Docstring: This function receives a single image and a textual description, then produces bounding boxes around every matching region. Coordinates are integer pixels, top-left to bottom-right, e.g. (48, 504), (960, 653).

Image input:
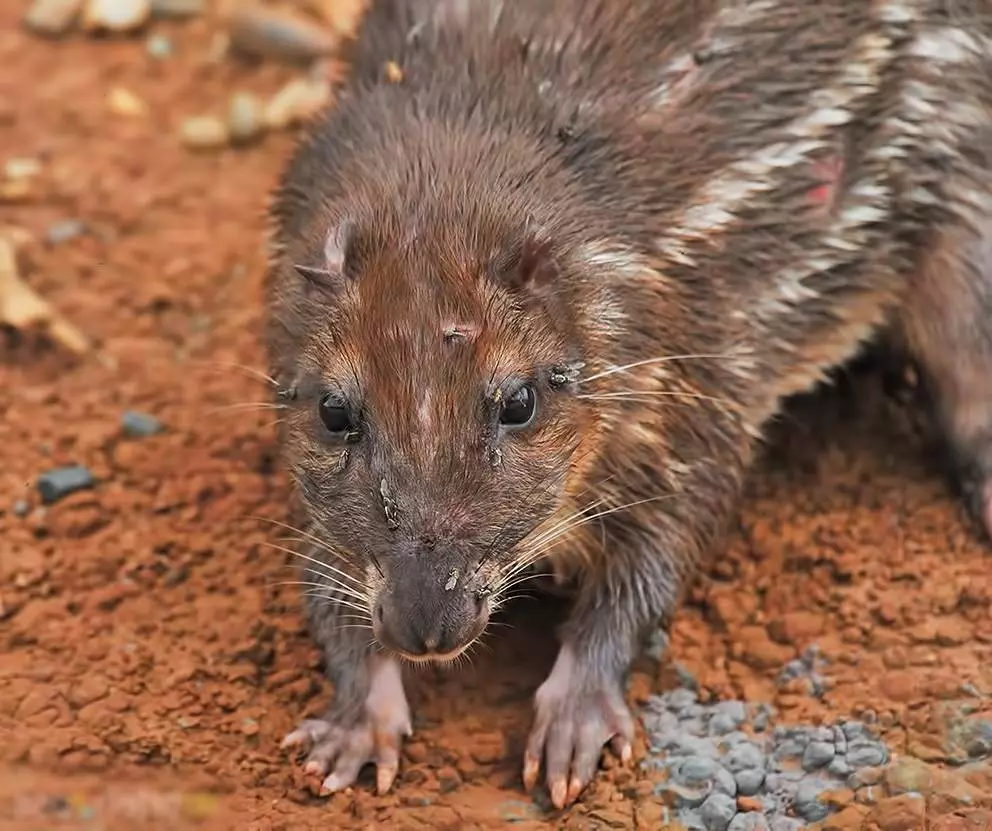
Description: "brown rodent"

(266, 0), (992, 809)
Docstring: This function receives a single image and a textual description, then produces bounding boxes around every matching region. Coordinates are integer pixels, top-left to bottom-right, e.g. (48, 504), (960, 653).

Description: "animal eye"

(499, 384), (537, 428)
(319, 394), (353, 434)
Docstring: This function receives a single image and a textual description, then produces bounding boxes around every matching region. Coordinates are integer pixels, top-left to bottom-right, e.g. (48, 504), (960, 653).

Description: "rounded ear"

(490, 221), (560, 292)
(294, 220), (356, 291)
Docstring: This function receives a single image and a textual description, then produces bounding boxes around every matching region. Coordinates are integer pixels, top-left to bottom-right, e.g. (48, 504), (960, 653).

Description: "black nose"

(374, 590), (488, 658)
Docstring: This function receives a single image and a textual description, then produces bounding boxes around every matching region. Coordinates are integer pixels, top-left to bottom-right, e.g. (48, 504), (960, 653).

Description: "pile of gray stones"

(639, 682), (890, 830)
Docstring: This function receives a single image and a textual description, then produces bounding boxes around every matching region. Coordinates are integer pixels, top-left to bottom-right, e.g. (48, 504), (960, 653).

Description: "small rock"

(674, 662), (699, 690)
(965, 720), (992, 758)
(841, 721), (866, 741)
(802, 741), (836, 771)
(868, 793), (925, 831)
(45, 219), (86, 245)
(740, 625), (795, 670)
(666, 688), (699, 713)
(850, 765), (884, 787)
(820, 805), (870, 831)
(145, 32), (172, 58)
(227, 92), (266, 145)
(150, 0), (201, 17)
(121, 410), (162, 437)
(83, 0), (151, 32)
(699, 793), (736, 831)
(709, 701), (747, 735)
(107, 86), (148, 117)
(24, 0), (83, 36)
(675, 757), (720, 787)
(437, 766), (460, 794)
(728, 815), (771, 831)
(5, 158), (42, 180)
(827, 757), (851, 776)
(883, 757), (934, 795)
(37, 465), (95, 504)
(736, 796), (762, 812)
(12, 499), (31, 517)
(768, 819), (804, 831)
(847, 744), (886, 768)
(228, 4), (338, 63)
(794, 780), (830, 823)
(263, 77), (331, 130)
(734, 769), (765, 797)
(180, 116), (229, 150)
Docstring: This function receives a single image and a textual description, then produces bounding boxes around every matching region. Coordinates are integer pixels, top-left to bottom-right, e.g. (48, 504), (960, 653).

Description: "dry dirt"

(1, 3), (991, 830)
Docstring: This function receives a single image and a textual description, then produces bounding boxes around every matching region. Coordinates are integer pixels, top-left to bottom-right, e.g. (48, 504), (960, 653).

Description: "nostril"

(375, 602), (384, 624)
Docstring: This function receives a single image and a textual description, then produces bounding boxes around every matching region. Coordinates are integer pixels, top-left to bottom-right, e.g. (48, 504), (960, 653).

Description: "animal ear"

(491, 222), (560, 292)
(293, 220), (356, 291)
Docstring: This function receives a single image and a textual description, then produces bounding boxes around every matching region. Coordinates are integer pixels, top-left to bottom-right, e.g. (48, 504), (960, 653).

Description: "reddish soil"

(1, 3), (990, 830)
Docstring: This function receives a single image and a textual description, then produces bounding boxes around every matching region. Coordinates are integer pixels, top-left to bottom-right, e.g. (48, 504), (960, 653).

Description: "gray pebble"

(146, 33), (172, 58)
(966, 720), (992, 758)
(676, 757), (720, 786)
(227, 91), (265, 145)
(725, 743), (765, 773)
(676, 810), (708, 831)
(644, 708), (680, 739)
(794, 781), (830, 823)
(811, 726), (834, 743)
(700, 792), (737, 831)
(735, 768), (765, 796)
(841, 721), (866, 741)
(728, 815), (771, 831)
(713, 766), (737, 797)
(674, 662), (699, 690)
(667, 688), (698, 712)
(12, 499), (30, 517)
(802, 741), (836, 770)
(721, 731), (751, 748)
(847, 744), (886, 768)
(827, 757), (851, 776)
(45, 219), (85, 245)
(37, 465), (95, 504)
(753, 705), (773, 732)
(773, 739), (807, 760)
(661, 782), (709, 809)
(121, 410), (162, 437)
(710, 713), (739, 735)
(769, 819), (804, 831)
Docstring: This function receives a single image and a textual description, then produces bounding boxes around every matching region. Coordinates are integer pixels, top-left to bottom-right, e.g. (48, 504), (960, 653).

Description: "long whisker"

(578, 352), (746, 385)
(302, 591), (375, 617)
(579, 390), (735, 406)
(260, 542), (368, 594)
(206, 402), (288, 416)
(252, 516), (354, 565)
(186, 358), (278, 387)
(272, 580), (372, 603)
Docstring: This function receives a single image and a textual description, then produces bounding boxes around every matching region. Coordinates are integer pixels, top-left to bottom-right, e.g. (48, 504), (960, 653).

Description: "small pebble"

(263, 77), (331, 130)
(24, 0), (83, 35)
(735, 769), (765, 796)
(676, 757), (720, 787)
(180, 116), (229, 150)
(846, 745), (886, 768)
(827, 757), (851, 776)
(37, 465), (95, 504)
(150, 0), (202, 17)
(966, 720), (992, 758)
(145, 33), (172, 58)
(45, 219), (86, 245)
(729, 815), (771, 831)
(768, 819), (803, 831)
(107, 86), (148, 117)
(674, 663), (699, 690)
(83, 0), (151, 32)
(121, 410), (162, 438)
(12, 499), (31, 517)
(700, 792), (737, 831)
(667, 689), (698, 712)
(794, 781), (830, 823)
(227, 92), (266, 145)
(5, 158), (42, 181)
(228, 4), (338, 63)
(802, 741), (836, 771)
(725, 743), (765, 773)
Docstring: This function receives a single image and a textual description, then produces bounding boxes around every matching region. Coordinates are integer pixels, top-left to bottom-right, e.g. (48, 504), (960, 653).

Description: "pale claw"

(522, 645), (634, 810)
(283, 655), (412, 795)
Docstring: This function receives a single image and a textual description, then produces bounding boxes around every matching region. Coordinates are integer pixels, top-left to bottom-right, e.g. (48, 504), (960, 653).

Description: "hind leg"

(900, 226), (992, 539)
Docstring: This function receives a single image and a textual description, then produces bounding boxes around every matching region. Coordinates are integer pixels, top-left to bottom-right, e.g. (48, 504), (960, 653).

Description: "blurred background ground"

(1, 2), (990, 829)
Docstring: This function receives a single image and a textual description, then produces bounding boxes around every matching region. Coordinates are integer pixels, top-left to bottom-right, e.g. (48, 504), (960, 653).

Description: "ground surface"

(1, 3), (991, 830)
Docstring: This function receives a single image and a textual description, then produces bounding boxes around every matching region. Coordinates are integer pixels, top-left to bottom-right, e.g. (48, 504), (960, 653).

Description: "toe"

(304, 732), (345, 776)
(568, 721), (609, 803)
(374, 729), (403, 795)
(545, 719), (576, 810)
(523, 715), (551, 791)
(282, 718), (333, 752)
(321, 736), (373, 794)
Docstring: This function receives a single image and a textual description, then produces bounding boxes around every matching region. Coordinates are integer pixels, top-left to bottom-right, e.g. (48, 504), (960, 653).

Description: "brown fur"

(266, 0), (992, 806)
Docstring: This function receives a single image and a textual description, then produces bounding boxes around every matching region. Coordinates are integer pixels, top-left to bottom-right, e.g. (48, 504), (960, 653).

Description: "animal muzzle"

(372, 556), (490, 660)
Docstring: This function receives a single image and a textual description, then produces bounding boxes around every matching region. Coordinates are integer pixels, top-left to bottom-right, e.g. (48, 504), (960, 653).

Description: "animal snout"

(373, 583), (489, 660)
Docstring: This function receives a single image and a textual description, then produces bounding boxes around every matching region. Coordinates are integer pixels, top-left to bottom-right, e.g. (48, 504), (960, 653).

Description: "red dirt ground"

(1, 3), (991, 830)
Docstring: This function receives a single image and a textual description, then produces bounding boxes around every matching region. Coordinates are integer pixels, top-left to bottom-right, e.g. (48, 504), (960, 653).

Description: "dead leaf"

(0, 235), (90, 355)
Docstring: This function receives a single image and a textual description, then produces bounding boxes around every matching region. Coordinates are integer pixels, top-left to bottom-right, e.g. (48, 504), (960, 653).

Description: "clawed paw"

(282, 656), (412, 796)
(522, 646), (634, 810)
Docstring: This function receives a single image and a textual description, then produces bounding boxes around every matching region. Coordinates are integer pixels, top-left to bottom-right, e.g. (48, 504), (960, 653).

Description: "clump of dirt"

(1, 3), (990, 830)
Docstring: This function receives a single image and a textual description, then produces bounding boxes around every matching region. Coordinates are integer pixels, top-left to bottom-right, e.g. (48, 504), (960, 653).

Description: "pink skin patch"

(808, 156), (844, 210)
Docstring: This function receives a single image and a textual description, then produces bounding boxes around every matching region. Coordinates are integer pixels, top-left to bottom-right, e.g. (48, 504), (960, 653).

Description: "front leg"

(523, 460), (744, 809)
(282, 556), (412, 795)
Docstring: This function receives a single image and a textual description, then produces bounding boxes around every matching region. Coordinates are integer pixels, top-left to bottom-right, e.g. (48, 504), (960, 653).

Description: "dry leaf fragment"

(0, 236), (90, 355)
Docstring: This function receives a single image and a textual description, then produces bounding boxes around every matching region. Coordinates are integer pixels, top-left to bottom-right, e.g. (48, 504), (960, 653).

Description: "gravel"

(37, 465), (95, 504)
(45, 219), (86, 245)
(639, 680), (893, 829)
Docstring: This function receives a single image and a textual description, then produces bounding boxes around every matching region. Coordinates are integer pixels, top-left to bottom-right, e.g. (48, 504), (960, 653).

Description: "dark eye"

(319, 394), (353, 434)
(499, 384), (537, 428)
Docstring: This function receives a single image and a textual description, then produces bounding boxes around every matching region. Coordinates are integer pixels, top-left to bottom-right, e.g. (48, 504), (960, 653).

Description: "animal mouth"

(391, 640), (475, 665)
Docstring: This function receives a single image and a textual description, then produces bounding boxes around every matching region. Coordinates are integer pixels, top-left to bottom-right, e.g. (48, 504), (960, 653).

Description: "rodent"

(266, 0), (992, 809)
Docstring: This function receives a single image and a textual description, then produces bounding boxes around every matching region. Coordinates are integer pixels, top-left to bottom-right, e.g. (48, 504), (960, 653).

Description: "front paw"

(282, 655), (412, 795)
(522, 645), (634, 810)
